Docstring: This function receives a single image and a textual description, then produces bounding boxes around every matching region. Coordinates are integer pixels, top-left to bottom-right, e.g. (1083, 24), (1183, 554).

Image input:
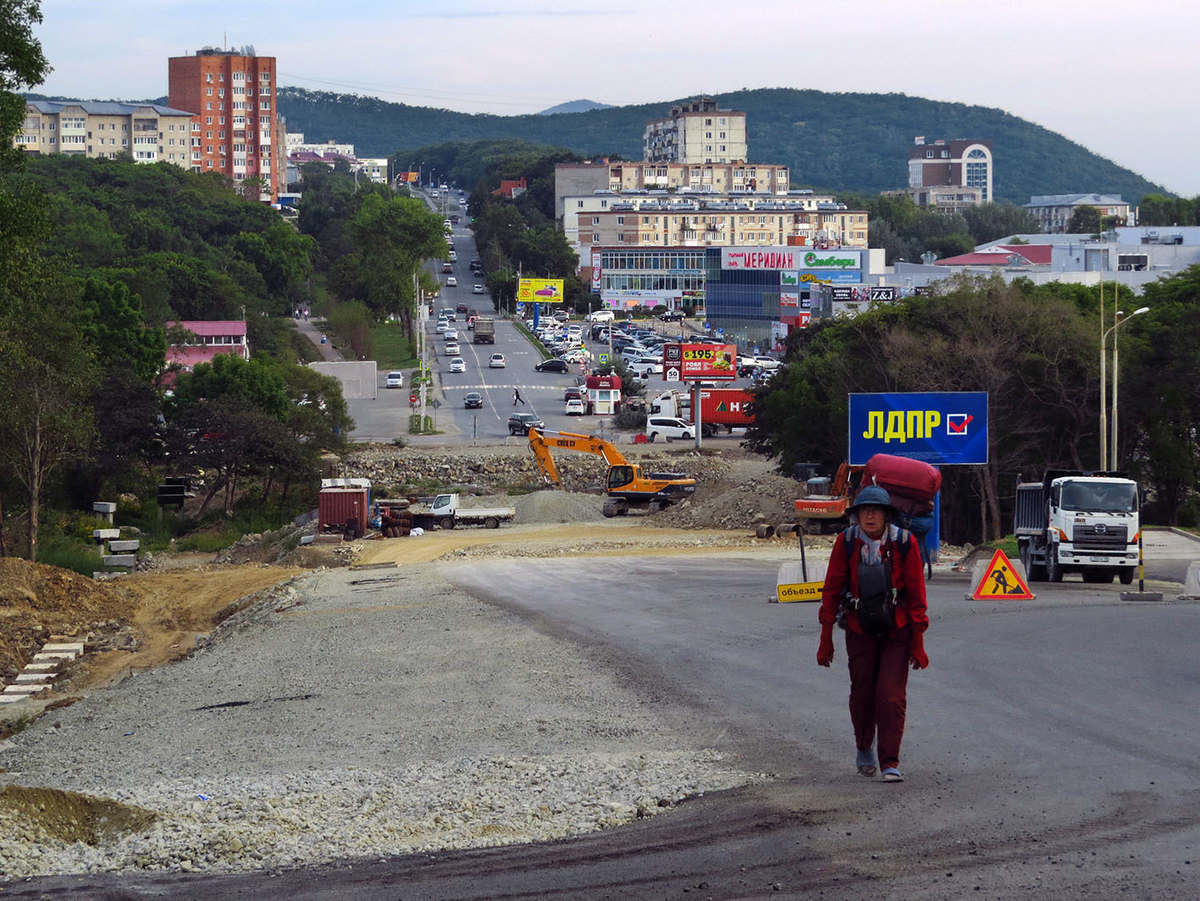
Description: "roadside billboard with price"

(663, 343), (738, 382)
(517, 278), (564, 304)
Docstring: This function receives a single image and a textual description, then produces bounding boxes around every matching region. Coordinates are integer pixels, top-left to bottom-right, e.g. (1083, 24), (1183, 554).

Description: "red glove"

(817, 623), (835, 667)
(909, 630), (929, 670)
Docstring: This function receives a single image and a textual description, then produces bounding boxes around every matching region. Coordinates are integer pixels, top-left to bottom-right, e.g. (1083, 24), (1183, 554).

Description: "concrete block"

(15, 673), (53, 683)
(1180, 561), (1200, 600)
(107, 540), (141, 552)
(0, 694), (29, 704)
(34, 651), (80, 662)
(42, 642), (84, 654)
(3, 684), (45, 695)
(102, 554), (137, 567)
(22, 662), (60, 673)
(93, 528), (120, 540)
(92, 502), (117, 514)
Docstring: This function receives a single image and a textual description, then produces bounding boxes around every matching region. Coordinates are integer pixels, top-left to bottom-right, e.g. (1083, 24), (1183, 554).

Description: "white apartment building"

(1024, 194), (1134, 233)
(643, 97), (747, 164)
(15, 100), (197, 167)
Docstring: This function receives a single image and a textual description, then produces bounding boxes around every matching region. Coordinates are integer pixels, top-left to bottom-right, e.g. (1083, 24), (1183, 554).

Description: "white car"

(488, 353), (506, 368)
(472, 284), (485, 294)
(559, 350), (590, 364)
(385, 371), (404, 389)
(586, 309), (615, 323)
(565, 398), (586, 416)
(630, 360), (662, 379)
(448, 357), (466, 373)
(645, 416), (693, 442)
(444, 341), (461, 355)
(443, 329), (458, 341)
(445, 277), (457, 288)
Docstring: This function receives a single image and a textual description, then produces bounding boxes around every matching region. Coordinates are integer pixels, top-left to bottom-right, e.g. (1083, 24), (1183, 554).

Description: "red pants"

(844, 625), (911, 769)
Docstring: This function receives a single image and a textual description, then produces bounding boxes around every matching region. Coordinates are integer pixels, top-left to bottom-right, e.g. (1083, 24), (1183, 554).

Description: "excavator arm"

(528, 428), (631, 485)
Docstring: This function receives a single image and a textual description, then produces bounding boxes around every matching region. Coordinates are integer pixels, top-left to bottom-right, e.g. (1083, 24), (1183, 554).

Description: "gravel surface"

(0, 564), (767, 879)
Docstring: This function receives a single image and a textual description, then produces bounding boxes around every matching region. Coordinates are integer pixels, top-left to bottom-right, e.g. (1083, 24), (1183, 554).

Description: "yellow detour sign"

(972, 549), (1035, 600)
(776, 560), (826, 603)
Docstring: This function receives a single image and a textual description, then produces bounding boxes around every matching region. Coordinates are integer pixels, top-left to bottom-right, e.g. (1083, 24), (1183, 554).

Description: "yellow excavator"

(528, 428), (697, 517)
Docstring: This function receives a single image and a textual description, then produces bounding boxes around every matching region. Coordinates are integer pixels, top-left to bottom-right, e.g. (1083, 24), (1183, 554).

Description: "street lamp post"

(1103, 305), (1149, 470)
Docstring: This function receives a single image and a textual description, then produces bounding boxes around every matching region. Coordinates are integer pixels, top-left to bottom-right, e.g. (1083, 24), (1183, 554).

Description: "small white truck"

(406, 493), (515, 530)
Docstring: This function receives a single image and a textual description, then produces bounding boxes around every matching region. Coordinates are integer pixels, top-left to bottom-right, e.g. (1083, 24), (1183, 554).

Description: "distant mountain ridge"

(537, 99), (612, 115)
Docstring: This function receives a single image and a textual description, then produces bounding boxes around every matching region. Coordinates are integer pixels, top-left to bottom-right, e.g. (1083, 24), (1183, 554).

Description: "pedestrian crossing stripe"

(971, 549), (1035, 600)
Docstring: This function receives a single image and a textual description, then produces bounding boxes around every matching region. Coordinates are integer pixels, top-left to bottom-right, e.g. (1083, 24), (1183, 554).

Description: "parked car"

(488, 353), (506, 368)
(659, 309), (687, 322)
(559, 350), (590, 364)
(553, 310), (570, 323)
(448, 357), (466, 373)
(508, 412), (545, 435)
(564, 386), (585, 402)
(472, 284), (485, 294)
(586, 309), (615, 322)
(444, 341), (461, 355)
(645, 416), (693, 442)
(565, 398), (586, 416)
(535, 358), (569, 373)
(463, 392), (483, 409)
(385, 371), (404, 389)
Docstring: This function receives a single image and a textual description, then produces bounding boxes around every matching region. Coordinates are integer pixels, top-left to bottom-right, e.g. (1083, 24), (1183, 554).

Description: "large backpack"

(862, 454), (941, 577)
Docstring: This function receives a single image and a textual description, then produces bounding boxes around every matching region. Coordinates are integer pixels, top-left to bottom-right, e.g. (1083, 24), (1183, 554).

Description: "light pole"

(1103, 305), (1149, 470)
(1109, 305), (1149, 470)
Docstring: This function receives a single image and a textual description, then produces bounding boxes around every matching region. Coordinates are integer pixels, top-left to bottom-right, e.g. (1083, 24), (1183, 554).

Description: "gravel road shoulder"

(0, 534), (785, 880)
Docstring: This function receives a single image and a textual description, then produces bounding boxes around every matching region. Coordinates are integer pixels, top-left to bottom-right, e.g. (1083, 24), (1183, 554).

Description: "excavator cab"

(607, 465), (636, 493)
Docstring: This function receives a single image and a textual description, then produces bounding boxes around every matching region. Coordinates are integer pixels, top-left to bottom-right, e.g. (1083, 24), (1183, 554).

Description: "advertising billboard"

(848, 392), (989, 465)
(663, 343), (738, 382)
(517, 278), (564, 304)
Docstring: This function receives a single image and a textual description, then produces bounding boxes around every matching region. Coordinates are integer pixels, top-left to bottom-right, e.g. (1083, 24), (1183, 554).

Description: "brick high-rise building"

(168, 47), (280, 202)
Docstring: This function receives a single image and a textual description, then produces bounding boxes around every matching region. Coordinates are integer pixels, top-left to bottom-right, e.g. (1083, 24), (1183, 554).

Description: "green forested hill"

(277, 87), (1167, 204)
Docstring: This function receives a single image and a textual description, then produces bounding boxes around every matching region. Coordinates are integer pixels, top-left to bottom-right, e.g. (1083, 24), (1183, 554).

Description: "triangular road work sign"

(971, 549), (1035, 600)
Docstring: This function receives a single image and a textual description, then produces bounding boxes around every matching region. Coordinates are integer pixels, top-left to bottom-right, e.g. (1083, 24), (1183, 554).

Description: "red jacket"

(819, 526), (929, 635)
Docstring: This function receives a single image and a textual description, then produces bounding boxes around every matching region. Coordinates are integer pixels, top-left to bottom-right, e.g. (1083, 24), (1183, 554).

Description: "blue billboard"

(849, 392), (988, 465)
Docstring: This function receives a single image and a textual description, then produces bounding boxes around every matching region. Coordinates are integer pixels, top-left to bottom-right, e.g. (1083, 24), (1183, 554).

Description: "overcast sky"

(31, 0), (1200, 196)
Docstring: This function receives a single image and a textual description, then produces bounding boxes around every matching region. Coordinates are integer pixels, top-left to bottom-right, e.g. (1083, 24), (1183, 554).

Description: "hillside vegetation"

(277, 87), (1168, 204)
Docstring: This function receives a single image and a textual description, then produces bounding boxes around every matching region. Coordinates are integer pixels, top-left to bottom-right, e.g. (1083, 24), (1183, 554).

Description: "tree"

(1067, 205), (1102, 234)
(0, 0), (50, 170)
(76, 277), (166, 382)
(961, 203), (1041, 244)
(167, 352), (290, 422)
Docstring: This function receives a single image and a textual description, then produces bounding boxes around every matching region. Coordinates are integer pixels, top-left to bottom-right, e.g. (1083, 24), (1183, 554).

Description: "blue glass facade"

(704, 249), (812, 351)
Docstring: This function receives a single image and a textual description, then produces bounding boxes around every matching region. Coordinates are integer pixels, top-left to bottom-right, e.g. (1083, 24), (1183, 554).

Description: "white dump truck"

(1014, 470), (1140, 584)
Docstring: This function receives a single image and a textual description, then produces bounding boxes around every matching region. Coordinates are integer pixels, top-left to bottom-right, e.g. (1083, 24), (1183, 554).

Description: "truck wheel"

(1019, 541), (1045, 582)
(484, 516), (499, 529)
(1046, 549), (1063, 583)
(1119, 568), (1135, 585)
(438, 516), (455, 530)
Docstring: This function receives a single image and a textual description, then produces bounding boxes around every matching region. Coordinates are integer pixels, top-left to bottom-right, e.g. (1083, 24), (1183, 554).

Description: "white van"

(645, 416), (693, 442)
(586, 309), (615, 322)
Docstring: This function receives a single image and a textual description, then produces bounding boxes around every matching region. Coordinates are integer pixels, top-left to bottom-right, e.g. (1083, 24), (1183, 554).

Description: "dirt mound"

(0, 785), (156, 845)
(511, 490), (609, 524)
(0, 559), (137, 682)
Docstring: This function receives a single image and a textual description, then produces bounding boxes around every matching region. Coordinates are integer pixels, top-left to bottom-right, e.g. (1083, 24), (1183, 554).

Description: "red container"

(862, 454), (941, 514)
(318, 487), (369, 536)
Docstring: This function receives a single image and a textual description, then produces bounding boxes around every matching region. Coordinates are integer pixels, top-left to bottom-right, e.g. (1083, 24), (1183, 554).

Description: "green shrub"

(36, 535), (104, 576)
(612, 410), (647, 431)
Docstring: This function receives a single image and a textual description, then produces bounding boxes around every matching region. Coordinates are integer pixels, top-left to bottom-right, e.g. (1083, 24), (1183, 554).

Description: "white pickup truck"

(406, 493), (515, 530)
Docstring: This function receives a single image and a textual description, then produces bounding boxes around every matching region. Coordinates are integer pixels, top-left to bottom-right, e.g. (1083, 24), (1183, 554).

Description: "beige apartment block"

(555, 160), (790, 222)
(643, 97), (747, 164)
(15, 100), (196, 167)
(575, 200), (868, 256)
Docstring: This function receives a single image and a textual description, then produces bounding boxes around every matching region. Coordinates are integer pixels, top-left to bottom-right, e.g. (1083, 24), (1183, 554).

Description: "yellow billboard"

(517, 278), (564, 304)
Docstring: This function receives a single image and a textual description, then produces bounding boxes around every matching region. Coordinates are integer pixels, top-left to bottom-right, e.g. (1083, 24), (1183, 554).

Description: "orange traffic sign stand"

(970, 549), (1035, 600)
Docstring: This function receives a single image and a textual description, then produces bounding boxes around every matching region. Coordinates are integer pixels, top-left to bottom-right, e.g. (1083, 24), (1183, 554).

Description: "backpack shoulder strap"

(841, 525), (860, 564)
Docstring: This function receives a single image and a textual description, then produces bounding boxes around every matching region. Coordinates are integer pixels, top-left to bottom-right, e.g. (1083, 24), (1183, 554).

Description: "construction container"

(318, 487), (369, 537)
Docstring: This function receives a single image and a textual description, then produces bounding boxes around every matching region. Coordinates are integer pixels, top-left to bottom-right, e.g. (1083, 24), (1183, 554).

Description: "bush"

(36, 535), (104, 576)
(612, 410), (647, 431)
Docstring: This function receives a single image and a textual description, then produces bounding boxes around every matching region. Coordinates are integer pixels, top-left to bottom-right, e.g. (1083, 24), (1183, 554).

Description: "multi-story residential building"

(1023, 194), (1134, 233)
(168, 47), (281, 202)
(575, 199), (868, 262)
(555, 160), (790, 223)
(563, 190), (838, 256)
(643, 98), (747, 164)
(14, 100), (196, 166)
(884, 185), (985, 214)
(907, 137), (993, 205)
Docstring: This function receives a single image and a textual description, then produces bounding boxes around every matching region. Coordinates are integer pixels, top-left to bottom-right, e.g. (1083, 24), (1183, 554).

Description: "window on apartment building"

(706, 132), (712, 138)
(219, 131), (225, 139)
(218, 103), (225, 110)
(206, 145), (213, 153)
(206, 102), (212, 110)
(218, 73), (225, 81)
(233, 102), (244, 111)
(592, 233), (600, 242)
(206, 74), (213, 83)
(616, 216), (624, 224)
(207, 87), (213, 96)
(219, 117), (225, 124)
(260, 101), (270, 110)
(206, 131), (212, 138)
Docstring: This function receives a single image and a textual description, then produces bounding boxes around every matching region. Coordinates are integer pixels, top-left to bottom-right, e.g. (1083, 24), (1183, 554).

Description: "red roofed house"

(164, 320), (250, 381)
(935, 244), (1053, 269)
(491, 178), (527, 200)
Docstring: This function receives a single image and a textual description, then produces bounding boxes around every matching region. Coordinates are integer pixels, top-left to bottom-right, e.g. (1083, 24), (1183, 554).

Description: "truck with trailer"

(649, 388), (754, 437)
(1013, 470), (1140, 583)
(472, 317), (496, 344)
(377, 493), (514, 532)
